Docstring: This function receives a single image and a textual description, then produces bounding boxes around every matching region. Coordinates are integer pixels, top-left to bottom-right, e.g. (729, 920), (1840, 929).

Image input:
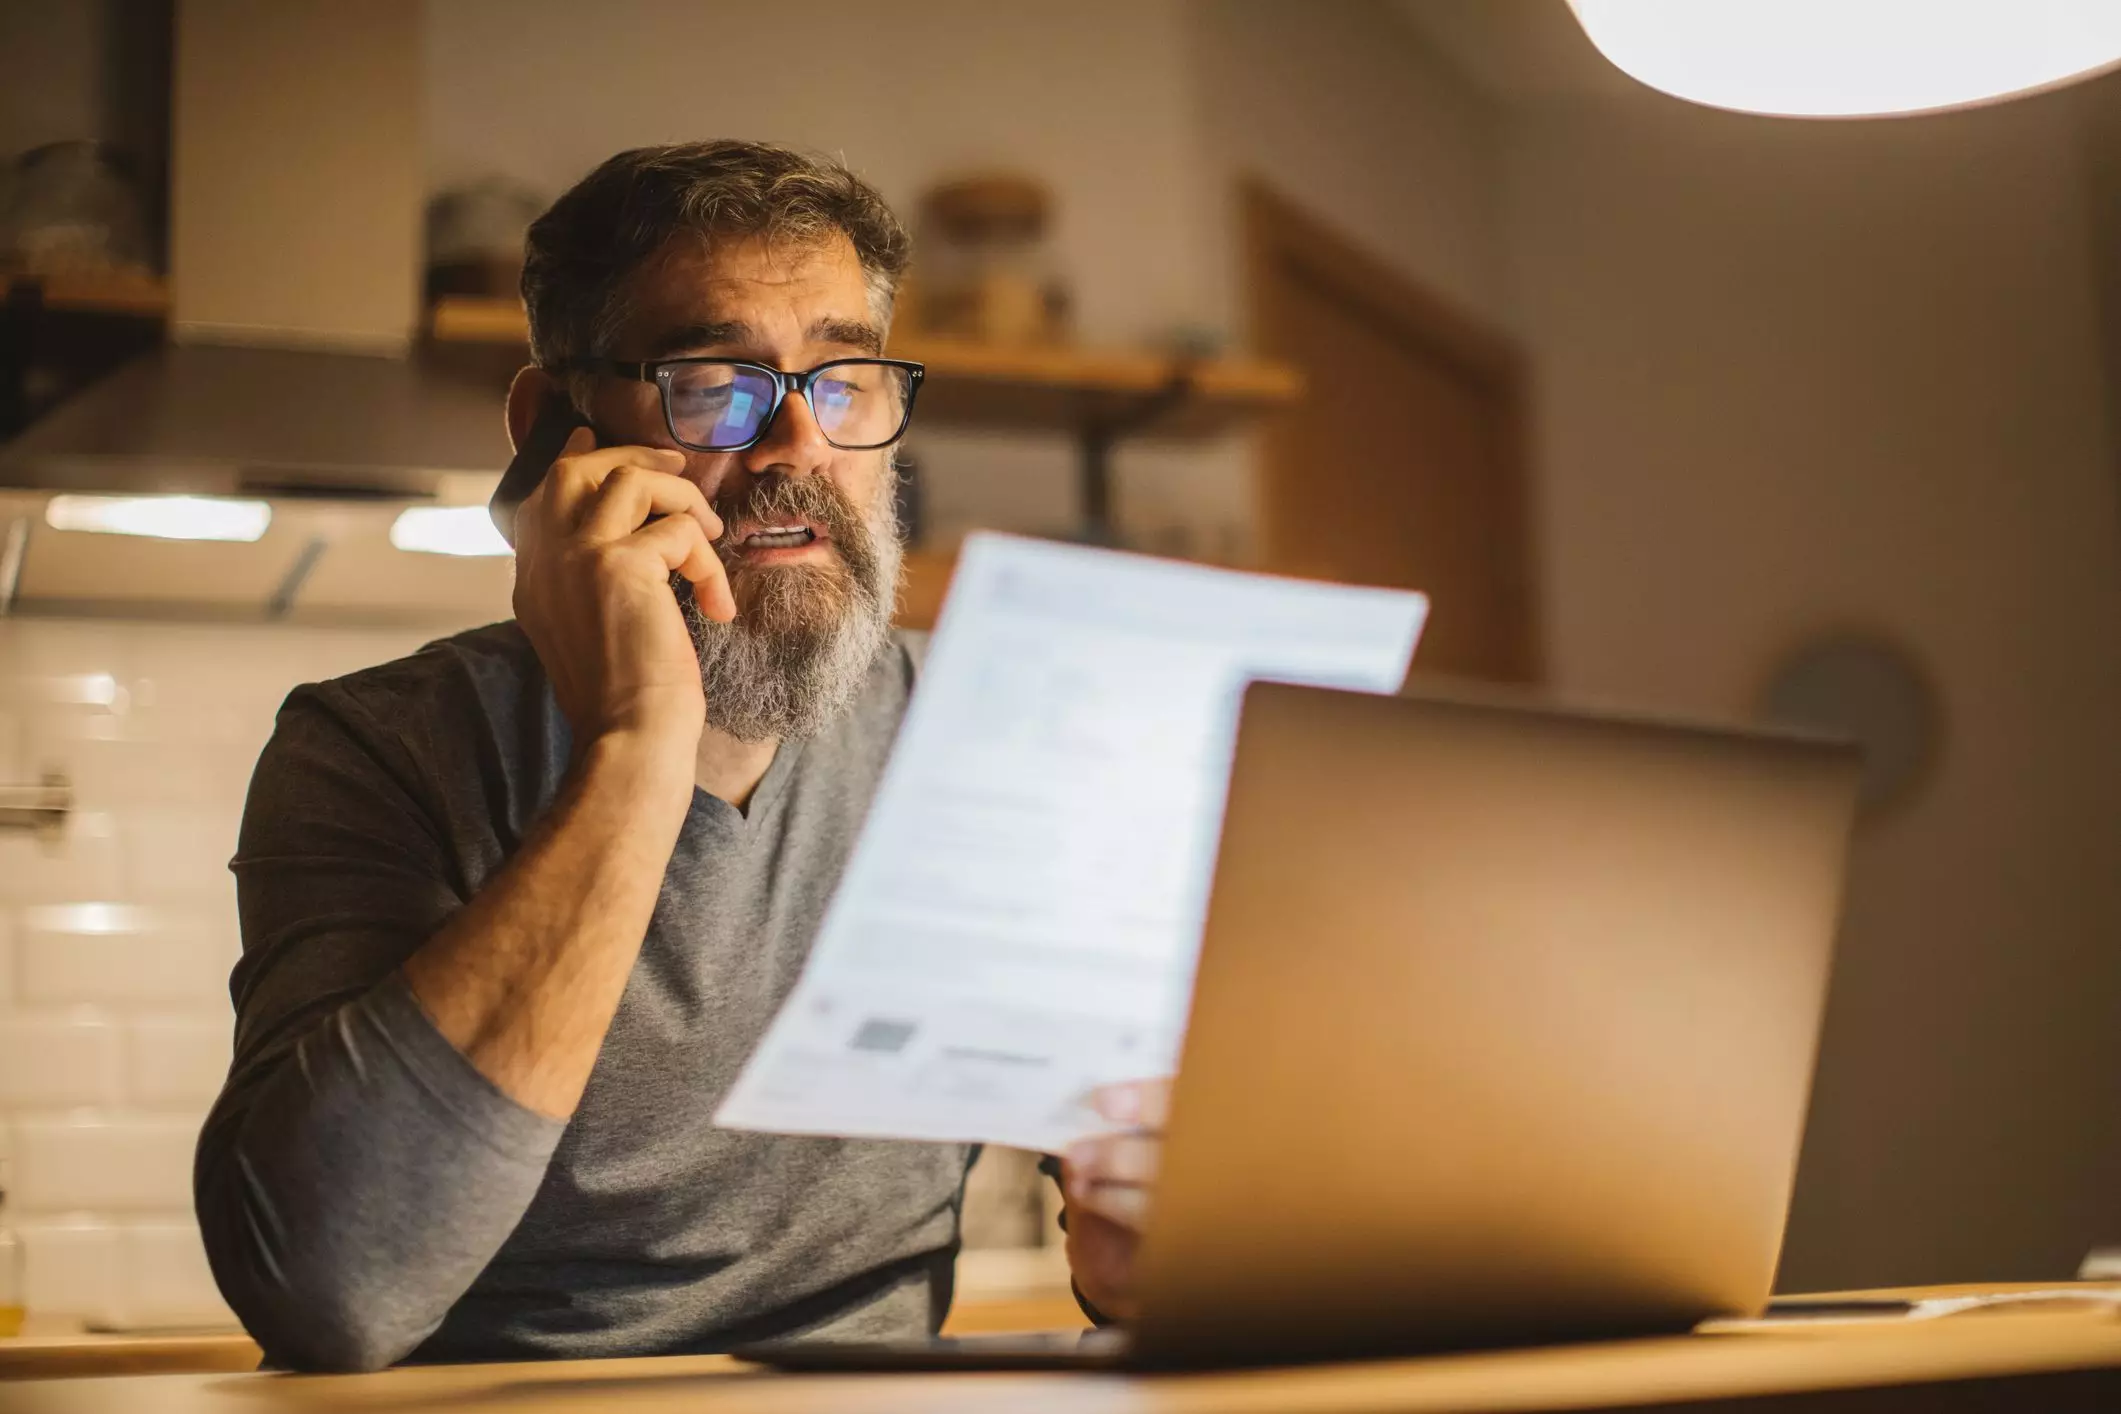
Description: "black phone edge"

(489, 395), (588, 549)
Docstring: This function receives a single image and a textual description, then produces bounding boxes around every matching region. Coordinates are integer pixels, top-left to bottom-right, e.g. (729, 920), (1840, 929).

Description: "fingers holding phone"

(512, 427), (734, 755)
(560, 436), (734, 619)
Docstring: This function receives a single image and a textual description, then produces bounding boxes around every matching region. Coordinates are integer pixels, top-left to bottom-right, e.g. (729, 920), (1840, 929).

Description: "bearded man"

(195, 141), (1159, 1372)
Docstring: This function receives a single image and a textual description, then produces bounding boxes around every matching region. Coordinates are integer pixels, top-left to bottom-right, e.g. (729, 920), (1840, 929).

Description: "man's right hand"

(401, 431), (736, 1121)
(510, 429), (736, 758)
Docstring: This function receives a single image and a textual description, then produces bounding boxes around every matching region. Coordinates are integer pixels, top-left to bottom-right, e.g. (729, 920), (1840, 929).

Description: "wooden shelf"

(4, 269), (170, 318)
(888, 333), (1299, 441)
(427, 296), (1300, 442)
(427, 293), (529, 342)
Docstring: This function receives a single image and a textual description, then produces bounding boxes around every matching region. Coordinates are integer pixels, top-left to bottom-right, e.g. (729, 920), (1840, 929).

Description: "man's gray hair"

(520, 139), (911, 377)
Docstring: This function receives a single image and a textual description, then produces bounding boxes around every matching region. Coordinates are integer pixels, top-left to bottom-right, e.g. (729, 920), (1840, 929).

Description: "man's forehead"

(620, 231), (875, 353)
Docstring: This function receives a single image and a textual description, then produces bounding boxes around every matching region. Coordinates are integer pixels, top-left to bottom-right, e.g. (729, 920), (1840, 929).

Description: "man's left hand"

(1059, 1078), (1172, 1322)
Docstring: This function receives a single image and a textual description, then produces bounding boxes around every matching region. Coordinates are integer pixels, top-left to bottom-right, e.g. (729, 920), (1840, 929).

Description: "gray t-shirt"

(195, 622), (974, 1372)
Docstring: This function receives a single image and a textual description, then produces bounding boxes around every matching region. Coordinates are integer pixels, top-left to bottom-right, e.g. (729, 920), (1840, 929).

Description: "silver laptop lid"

(1133, 684), (1860, 1365)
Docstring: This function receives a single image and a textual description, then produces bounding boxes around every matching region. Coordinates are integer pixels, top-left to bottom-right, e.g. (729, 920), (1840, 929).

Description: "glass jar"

(912, 174), (1070, 346)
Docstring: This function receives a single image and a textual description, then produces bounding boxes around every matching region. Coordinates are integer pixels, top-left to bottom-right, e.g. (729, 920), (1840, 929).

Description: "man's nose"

(742, 381), (834, 479)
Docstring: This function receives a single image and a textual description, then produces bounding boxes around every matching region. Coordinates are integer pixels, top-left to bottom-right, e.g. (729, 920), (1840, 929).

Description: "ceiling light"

(45, 494), (272, 542)
(1566, 0), (2121, 118)
(390, 505), (512, 557)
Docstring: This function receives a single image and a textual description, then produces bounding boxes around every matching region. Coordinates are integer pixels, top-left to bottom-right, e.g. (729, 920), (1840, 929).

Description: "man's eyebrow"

(643, 321), (754, 359)
(811, 317), (884, 355)
(640, 317), (883, 360)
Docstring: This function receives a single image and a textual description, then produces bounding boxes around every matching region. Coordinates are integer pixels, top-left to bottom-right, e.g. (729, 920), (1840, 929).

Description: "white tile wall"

(128, 1017), (234, 1108)
(0, 816), (124, 903)
(18, 1217), (120, 1322)
(17, 905), (239, 1006)
(0, 617), (440, 1327)
(0, 705), (21, 782)
(0, 1012), (123, 1108)
(10, 1115), (199, 1211)
(123, 807), (250, 904)
(14, 1215), (243, 1326)
(124, 1220), (230, 1326)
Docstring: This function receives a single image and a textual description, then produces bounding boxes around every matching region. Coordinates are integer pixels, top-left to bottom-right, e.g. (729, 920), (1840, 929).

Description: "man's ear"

(505, 365), (560, 453)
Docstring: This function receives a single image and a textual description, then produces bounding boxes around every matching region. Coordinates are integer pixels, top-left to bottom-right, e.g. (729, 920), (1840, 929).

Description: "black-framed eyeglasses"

(560, 356), (925, 453)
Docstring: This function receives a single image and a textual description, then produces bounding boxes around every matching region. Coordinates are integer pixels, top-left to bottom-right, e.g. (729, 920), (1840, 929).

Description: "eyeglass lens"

(664, 362), (913, 451)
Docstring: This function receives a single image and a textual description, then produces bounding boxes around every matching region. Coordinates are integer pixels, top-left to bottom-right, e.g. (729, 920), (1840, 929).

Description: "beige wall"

(1189, 0), (1512, 336)
(1168, 0), (1515, 568)
(1505, 83), (2121, 1288)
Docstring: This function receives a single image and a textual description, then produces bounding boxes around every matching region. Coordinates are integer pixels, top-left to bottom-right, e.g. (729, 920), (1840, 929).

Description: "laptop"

(740, 682), (1861, 1371)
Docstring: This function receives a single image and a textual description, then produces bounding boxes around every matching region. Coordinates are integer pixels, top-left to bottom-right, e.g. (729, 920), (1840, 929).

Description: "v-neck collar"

(540, 674), (803, 839)
(690, 737), (803, 835)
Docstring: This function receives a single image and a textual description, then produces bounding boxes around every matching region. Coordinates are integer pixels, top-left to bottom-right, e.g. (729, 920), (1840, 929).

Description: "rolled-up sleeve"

(194, 684), (565, 1372)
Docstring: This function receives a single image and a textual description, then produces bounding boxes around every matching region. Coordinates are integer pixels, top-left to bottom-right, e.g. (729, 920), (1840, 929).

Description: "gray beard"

(673, 479), (903, 743)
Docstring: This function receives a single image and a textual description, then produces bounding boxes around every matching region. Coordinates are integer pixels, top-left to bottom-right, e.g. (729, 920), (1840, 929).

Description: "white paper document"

(714, 533), (1427, 1153)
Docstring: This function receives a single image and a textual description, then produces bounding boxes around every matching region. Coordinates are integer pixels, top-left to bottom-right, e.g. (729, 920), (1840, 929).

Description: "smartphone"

(488, 393), (589, 549)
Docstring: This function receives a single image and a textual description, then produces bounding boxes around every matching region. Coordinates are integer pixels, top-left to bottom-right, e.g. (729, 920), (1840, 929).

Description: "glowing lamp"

(390, 505), (513, 557)
(1567, 0), (2121, 118)
(45, 494), (271, 542)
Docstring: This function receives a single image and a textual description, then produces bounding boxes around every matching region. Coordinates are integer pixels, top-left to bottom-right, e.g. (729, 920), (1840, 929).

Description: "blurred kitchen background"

(1, 0), (2118, 1335)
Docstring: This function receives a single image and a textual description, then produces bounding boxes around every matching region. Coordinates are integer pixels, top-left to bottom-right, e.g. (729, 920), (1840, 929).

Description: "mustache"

(712, 473), (864, 557)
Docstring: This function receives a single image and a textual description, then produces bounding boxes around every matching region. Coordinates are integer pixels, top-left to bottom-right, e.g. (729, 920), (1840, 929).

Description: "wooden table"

(0, 1329), (261, 1381)
(0, 1262), (1085, 1381)
(4, 1297), (2120, 1413)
